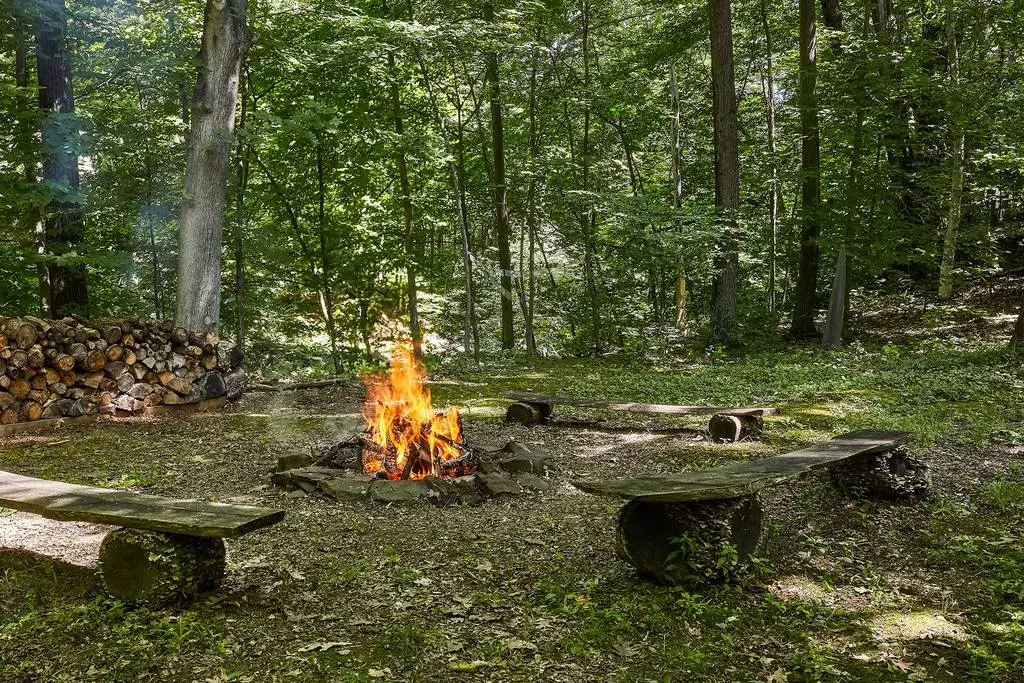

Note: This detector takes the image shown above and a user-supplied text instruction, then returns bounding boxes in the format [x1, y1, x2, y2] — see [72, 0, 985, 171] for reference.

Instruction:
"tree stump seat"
[0, 469, 284, 605]
[504, 390, 778, 441]
[573, 430, 927, 584]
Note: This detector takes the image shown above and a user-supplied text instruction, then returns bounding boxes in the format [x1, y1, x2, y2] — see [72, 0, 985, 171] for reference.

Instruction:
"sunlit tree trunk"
[36, 0, 88, 316]
[388, 50, 422, 356]
[709, 0, 740, 343]
[759, 0, 783, 317]
[938, 0, 964, 301]
[176, 0, 249, 334]
[791, 0, 822, 337]
[485, 1, 515, 350]
[669, 64, 687, 331]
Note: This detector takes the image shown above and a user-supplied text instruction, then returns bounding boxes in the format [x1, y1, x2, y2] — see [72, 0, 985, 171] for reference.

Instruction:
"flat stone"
[503, 440, 534, 456]
[476, 471, 522, 497]
[498, 454, 554, 475]
[516, 473, 551, 491]
[271, 466, 342, 492]
[319, 477, 371, 501]
[368, 479, 431, 503]
[276, 453, 314, 472]
[287, 489, 307, 499]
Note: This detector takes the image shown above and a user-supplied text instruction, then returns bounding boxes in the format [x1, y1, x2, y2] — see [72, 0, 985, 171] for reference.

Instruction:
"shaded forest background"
[2, 0, 1023, 375]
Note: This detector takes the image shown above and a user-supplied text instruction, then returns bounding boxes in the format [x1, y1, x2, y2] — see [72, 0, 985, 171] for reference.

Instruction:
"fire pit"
[272, 347, 553, 505]
[359, 346, 477, 480]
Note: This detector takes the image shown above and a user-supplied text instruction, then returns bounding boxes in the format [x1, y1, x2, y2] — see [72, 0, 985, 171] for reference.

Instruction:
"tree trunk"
[580, 2, 603, 354]
[234, 63, 250, 355]
[759, 0, 782, 316]
[316, 145, 341, 374]
[669, 64, 687, 331]
[35, 0, 88, 316]
[790, 0, 822, 337]
[175, 0, 249, 334]
[709, 0, 740, 343]
[389, 49, 422, 356]
[937, 0, 964, 301]
[523, 44, 540, 355]
[485, 1, 515, 350]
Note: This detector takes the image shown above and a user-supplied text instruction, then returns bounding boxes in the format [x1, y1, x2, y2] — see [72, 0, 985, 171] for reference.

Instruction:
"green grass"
[430, 343, 1024, 445]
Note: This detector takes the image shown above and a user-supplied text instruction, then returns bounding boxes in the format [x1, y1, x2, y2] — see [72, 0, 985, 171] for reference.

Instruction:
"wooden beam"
[0, 469, 284, 537]
[574, 430, 914, 503]
[505, 391, 779, 416]
[0, 414, 102, 438]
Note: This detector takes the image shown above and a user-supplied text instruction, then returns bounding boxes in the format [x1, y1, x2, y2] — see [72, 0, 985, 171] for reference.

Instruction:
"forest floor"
[3, 297, 1024, 682]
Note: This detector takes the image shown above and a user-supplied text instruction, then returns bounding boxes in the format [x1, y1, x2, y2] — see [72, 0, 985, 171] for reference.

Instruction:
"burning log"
[359, 346, 474, 481]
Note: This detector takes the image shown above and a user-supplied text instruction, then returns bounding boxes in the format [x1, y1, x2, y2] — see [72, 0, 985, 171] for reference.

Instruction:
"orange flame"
[361, 346, 465, 480]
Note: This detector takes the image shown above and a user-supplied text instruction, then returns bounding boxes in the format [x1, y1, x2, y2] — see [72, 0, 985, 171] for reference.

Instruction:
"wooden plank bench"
[572, 430, 928, 584]
[505, 391, 779, 442]
[0, 469, 284, 605]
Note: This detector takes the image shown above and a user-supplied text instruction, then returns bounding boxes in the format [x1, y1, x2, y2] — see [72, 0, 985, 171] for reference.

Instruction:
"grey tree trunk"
[938, 0, 964, 301]
[709, 0, 740, 343]
[388, 49, 422, 356]
[580, 3, 603, 354]
[669, 64, 687, 331]
[175, 0, 249, 334]
[790, 0, 822, 337]
[759, 0, 782, 316]
[485, 1, 515, 350]
[35, 0, 87, 316]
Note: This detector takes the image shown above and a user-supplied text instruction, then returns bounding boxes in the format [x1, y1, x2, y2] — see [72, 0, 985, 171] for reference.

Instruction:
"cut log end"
[616, 496, 762, 585]
[506, 401, 543, 426]
[98, 529, 226, 606]
[708, 413, 763, 442]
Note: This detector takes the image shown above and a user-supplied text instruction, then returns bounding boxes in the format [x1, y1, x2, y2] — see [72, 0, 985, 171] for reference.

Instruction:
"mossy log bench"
[505, 391, 779, 442]
[0, 469, 284, 605]
[573, 430, 928, 584]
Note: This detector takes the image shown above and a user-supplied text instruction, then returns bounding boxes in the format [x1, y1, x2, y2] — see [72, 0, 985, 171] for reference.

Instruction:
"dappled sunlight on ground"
[0, 512, 108, 567]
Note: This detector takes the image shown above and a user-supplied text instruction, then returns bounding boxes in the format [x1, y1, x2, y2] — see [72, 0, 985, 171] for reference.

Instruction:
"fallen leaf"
[296, 641, 351, 653]
[506, 638, 538, 651]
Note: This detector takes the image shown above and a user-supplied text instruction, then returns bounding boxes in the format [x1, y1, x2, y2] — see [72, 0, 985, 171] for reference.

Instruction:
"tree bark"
[35, 0, 87, 316]
[669, 64, 687, 331]
[938, 0, 964, 301]
[759, 0, 782, 316]
[485, 1, 515, 350]
[388, 49, 422, 356]
[175, 0, 249, 334]
[709, 0, 740, 343]
[791, 0, 822, 337]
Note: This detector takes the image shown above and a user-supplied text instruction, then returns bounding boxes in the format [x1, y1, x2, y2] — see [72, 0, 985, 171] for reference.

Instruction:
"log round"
[708, 414, 743, 442]
[506, 401, 542, 426]
[616, 496, 763, 585]
[98, 529, 226, 605]
[828, 446, 931, 500]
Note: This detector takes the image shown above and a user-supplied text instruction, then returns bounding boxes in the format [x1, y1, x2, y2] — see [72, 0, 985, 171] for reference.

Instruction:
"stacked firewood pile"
[0, 316, 245, 424]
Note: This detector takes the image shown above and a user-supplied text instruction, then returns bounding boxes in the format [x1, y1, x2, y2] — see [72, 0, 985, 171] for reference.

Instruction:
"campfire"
[359, 346, 476, 480]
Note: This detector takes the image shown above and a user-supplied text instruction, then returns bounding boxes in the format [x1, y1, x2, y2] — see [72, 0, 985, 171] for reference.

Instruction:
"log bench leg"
[708, 413, 764, 442]
[98, 529, 226, 605]
[506, 400, 552, 426]
[616, 495, 763, 585]
[828, 445, 931, 500]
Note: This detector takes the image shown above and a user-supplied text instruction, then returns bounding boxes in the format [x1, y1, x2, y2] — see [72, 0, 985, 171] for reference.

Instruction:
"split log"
[27, 345, 45, 368]
[82, 349, 107, 372]
[105, 345, 124, 362]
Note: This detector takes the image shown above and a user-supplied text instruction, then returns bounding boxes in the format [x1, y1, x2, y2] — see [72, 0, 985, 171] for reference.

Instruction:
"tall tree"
[175, 0, 249, 334]
[937, 0, 965, 301]
[485, 0, 515, 350]
[709, 0, 740, 343]
[35, 0, 87, 316]
[790, 0, 822, 337]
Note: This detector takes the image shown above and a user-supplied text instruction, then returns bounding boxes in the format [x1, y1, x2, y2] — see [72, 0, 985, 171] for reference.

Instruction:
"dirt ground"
[2, 380, 1024, 682]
